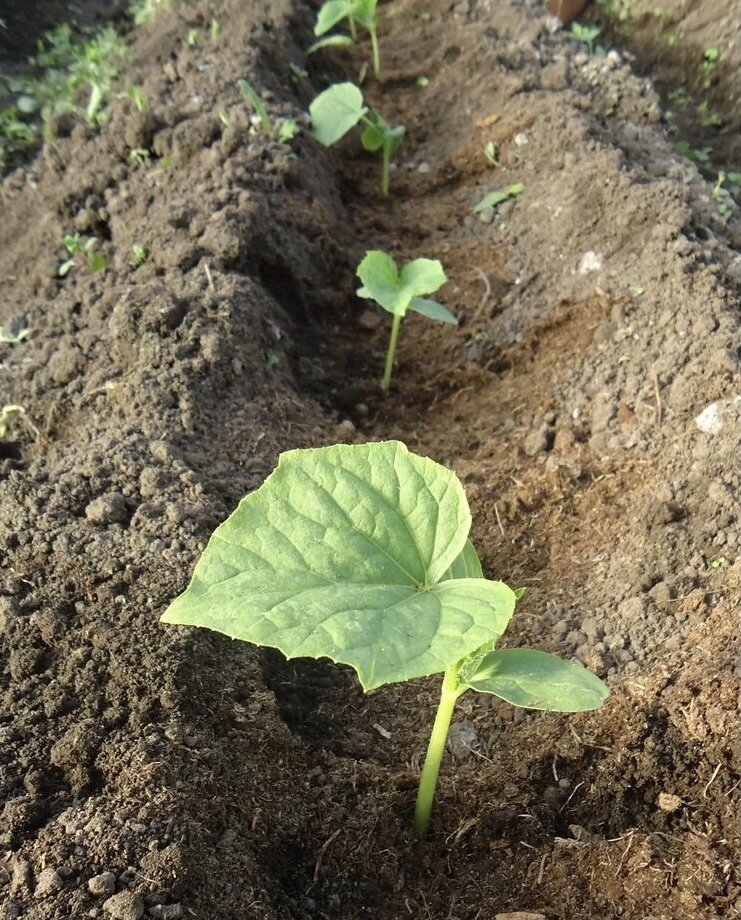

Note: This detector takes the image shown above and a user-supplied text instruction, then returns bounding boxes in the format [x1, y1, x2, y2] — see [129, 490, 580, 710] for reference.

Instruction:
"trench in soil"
[1, 1, 739, 918]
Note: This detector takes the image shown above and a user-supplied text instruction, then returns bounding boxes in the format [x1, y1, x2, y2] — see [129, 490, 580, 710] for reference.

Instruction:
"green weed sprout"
[356, 251, 455, 392]
[236, 79, 297, 144]
[161, 441, 610, 839]
[59, 233, 106, 275]
[569, 22, 601, 55]
[309, 83, 404, 196]
[129, 244, 149, 270]
[311, 0, 381, 78]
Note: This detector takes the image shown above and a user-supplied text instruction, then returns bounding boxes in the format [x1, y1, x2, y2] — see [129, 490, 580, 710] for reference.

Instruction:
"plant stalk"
[370, 28, 380, 79]
[413, 668, 462, 839]
[349, 15, 357, 40]
[382, 313, 403, 392]
[381, 141, 391, 197]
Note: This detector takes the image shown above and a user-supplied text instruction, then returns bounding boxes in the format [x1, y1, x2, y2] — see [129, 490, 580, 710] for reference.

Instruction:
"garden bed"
[1, 1, 739, 918]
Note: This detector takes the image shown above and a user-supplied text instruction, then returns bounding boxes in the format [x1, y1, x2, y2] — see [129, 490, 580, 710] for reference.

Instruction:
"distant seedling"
[59, 233, 106, 276]
[570, 22, 602, 55]
[311, 0, 381, 79]
[356, 250, 455, 391]
[0, 325, 28, 345]
[309, 82, 404, 196]
[162, 440, 609, 840]
[129, 244, 149, 270]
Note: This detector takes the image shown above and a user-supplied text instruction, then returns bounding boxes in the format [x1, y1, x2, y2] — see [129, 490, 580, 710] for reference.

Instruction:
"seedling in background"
[570, 22, 601, 55]
[0, 325, 28, 344]
[0, 404, 38, 441]
[309, 82, 404, 196]
[129, 147, 150, 168]
[162, 441, 609, 839]
[474, 181, 524, 213]
[126, 84, 149, 111]
[312, 0, 382, 79]
[59, 233, 106, 275]
[356, 250, 455, 392]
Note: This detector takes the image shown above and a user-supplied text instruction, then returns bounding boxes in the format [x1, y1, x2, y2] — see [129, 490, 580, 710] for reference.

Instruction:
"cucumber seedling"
[356, 250, 455, 391]
[162, 441, 610, 839]
[309, 82, 404, 196]
[311, 0, 381, 79]
[59, 233, 106, 276]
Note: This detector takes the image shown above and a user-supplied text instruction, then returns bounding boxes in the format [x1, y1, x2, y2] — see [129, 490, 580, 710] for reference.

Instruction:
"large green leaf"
[466, 648, 610, 711]
[309, 83, 366, 147]
[356, 251, 448, 317]
[162, 441, 517, 691]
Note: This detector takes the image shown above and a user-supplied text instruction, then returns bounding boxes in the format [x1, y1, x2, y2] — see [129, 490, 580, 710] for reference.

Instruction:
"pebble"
[495, 913, 546, 920]
[447, 720, 479, 759]
[657, 792, 682, 813]
[513, 132, 529, 146]
[35, 868, 64, 899]
[478, 206, 495, 224]
[89, 873, 117, 898]
[85, 493, 129, 526]
[694, 397, 741, 435]
[357, 309, 382, 331]
[417, 161, 431, 174]
[523, 424, 552, 456]
[103, 891, 144, 920]
[577, 250, 603, 274]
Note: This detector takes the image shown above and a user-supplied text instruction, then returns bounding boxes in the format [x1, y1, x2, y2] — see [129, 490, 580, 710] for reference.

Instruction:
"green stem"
[370, 27, 380, 79]
[349, 16, 357, 40]
[381, 141, 390, 197]
[382, 312, 402, 392]
[413, 668, 462, 839]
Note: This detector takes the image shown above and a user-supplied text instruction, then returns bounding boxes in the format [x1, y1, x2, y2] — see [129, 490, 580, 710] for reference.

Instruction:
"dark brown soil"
[1, 1, 739, 919]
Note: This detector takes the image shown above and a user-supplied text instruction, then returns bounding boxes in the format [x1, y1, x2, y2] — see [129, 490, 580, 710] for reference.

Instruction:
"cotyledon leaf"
[162, 441, 516, 691]
[309, 82, 366, 147]
[466, 648, 610, 711]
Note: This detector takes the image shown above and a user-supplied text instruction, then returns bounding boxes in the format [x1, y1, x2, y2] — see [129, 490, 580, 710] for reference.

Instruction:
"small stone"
[103, 891, 144, 920]
[85, 493, 129, 526]
[577, 250, 603, 274]
[89, 873, 116, 898]
[357, 309, 382, 331]
[35, 868, 64, 899]
[148, 905, 183, 920]
[657, 792, 682, 813]
[336, 419, 356, 434]
[513, 132, 529, 146]
[447, 720, 478, 760]
[523, 424, 553, 456]
[417, 161, 431, 174]
[478, 206, 495, 224]
[694, 397, 741, 435]
[495, 913, 546, 920]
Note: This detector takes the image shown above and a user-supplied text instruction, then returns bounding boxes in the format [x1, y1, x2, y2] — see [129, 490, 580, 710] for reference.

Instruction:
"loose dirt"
[1, 1, 739, 919]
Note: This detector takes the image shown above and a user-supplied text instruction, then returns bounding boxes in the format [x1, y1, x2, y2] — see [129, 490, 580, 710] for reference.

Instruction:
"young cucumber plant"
[161, 441, 609, 840]
[356, 250, 455, 392]
[309, 83, 403, 196]
[311, 0, 381, 79]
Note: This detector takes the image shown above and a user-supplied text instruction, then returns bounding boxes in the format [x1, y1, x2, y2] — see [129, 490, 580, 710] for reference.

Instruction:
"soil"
[1, 1, 739, 919]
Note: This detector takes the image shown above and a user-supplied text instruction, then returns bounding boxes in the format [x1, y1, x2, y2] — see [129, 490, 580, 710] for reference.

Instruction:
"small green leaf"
[315, 0, 354, 36]
[474, 182, 524, 213]
[237, 79, 272, 135]
[467, 648, 609, 712]
[309, 82, 366, 147]
[307, 34, 355, 55]
[162, 441, 517, 691]
[408, 297, 457, 325]
[360, 122, 384, 152]
[357, 252, 448, 318]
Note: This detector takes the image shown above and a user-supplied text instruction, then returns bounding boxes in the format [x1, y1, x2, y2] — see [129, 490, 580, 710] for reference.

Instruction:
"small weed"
[183, 28, 199, 48]
[289, 63, 308, 85]
[59, 233, 106, 276]
[675, 140, 711, 163]
[237, 79, 272, 136]
[570, 23, 601, 55]
[696, 101, 723, 129]
[277, 118, 299, 142]
[126, 85, 149, 112]
[0, 325, 28, 344]
[700, 47, 719, 88]
[129, 244, 149, 270]
[129, 147, 150, 168]
[484, 141, 499, 167]
[210, 19, 220, 43]
[474, 182, 524, 213]
[129, 0, 171, 25]
[416, 76, 429, 87]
